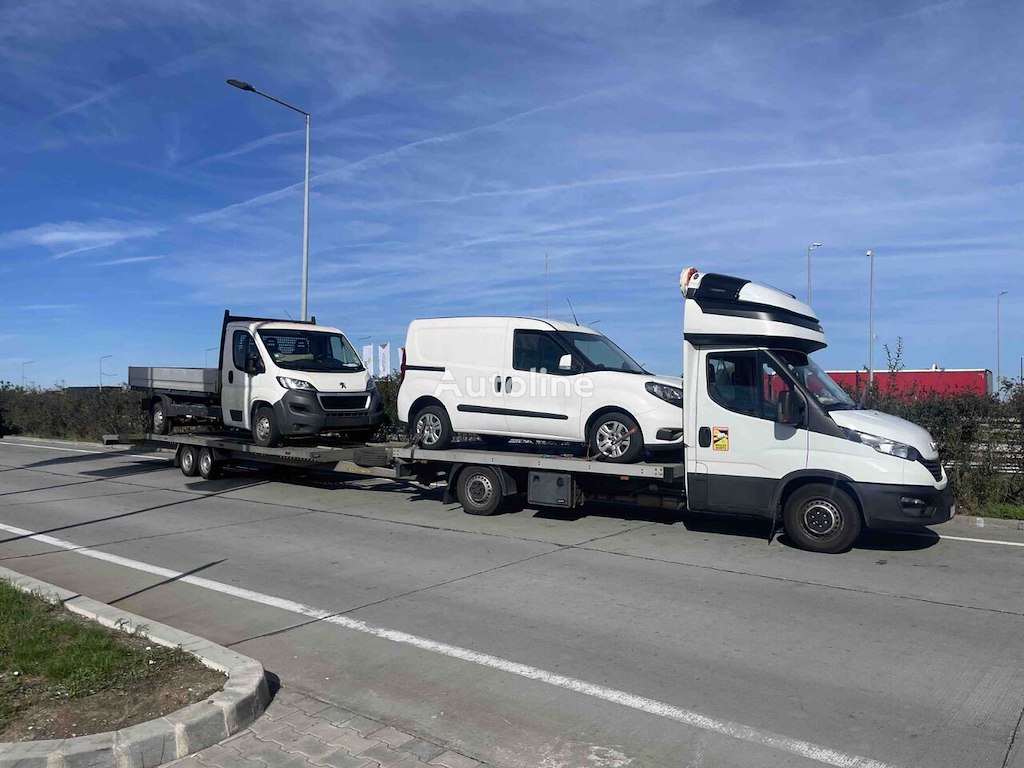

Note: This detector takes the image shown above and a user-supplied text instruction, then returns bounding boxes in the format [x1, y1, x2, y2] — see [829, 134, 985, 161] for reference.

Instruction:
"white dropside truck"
[130, 311, 383, 446]
[127, 268, 953, 554]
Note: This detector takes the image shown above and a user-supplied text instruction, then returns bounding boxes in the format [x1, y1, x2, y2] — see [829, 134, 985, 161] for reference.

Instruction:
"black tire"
[588, 410, 644, 463]
[412, 405, 453, 450]
[152, 401, 171, 435]
[456, 466, 504, 516]
[783, 483, 863, 554]
[197, 448, 220, 480]
[179, 445, 199, 477]
[252, 406, 281, 447]
[353, 446, 391, 468]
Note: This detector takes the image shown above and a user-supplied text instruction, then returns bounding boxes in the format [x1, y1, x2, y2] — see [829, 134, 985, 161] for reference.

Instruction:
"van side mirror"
[777, 390, 805, 425]
[558, 353, 574, 371]
[244, 355, 263, 375]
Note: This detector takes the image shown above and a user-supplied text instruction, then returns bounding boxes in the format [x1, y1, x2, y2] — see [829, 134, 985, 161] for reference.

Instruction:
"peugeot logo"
[338, 382, 347, 389]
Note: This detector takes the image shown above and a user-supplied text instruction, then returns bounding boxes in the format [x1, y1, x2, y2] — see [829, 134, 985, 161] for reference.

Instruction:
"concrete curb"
[0, 567, 271, 768]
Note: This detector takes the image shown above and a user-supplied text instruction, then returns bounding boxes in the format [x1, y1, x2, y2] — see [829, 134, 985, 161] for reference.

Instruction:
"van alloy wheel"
[418, 413, 443, 446]
[596, 420, 631, 458]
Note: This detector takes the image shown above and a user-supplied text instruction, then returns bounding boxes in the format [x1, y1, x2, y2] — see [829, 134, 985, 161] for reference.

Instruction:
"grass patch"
[975, 503, 1024, 520]
[0, 579, 224, 740]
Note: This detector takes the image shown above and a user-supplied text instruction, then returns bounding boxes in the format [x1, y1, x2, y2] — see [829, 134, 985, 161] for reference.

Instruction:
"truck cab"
[681, 268, 954, 552]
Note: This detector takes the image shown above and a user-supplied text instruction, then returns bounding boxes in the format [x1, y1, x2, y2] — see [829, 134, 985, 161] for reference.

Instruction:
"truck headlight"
[843, 429, 917, 460]
[646, 381, 683, 407]
[277, 377, 317, 391]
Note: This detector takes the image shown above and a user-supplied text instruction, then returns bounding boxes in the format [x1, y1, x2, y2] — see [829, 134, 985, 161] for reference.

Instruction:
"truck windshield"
[776, 351, 856, 410]
[258, 329, 364, 373]
[556, 331, 648, 374]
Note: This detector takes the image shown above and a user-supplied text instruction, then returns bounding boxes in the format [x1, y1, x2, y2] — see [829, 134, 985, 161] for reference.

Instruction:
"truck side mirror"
[244, 355, 263, 375]
[777, 390, 805, 426]
[558, 353, 574, 371]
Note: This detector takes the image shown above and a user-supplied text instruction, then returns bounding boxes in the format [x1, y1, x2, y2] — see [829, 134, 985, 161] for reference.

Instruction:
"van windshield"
[775, 350, 856, 410]
[556, 331, 648, 374]
[258, 329, 364, 373]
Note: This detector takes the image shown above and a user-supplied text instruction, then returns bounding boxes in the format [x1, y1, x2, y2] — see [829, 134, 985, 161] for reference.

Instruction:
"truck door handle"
[698, 427, 711, 447]
[228, 371, 234, 384]
[494, 376, 501, 393]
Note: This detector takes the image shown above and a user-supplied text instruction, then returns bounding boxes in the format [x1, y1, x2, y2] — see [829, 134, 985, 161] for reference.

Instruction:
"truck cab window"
[232, 331, 260, 371]
[707, 352, 760, 417]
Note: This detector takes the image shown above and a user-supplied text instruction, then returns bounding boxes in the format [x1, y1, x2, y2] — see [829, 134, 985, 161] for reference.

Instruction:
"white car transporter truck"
[128, 268, 953, 554]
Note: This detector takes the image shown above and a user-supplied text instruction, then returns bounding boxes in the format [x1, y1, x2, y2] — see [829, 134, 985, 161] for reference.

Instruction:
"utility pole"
[807, 242, 822, 305]
[99, 355, 112, 391]
[997, 291, 1008, 398]
[544, 253, 549, 319]
[21, 361, 33, 389]
[867, 250, 875, 384]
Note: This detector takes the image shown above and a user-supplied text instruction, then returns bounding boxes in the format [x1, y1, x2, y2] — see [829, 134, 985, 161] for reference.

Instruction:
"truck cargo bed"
[129, 366, 219, 394]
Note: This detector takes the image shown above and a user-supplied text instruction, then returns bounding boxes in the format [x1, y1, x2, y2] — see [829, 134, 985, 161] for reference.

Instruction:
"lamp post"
[866, 250, 875, 384]
[99, 355, 112, 391]
[205, 346, 218, 367]
[807, 242, 822, 305]
[227, 78, 311, 321]
[997, 290, 1008, 397]
[21, 361, 33, 389]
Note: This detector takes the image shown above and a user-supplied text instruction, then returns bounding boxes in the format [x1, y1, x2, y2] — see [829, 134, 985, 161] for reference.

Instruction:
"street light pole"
[99, 355, 112, 391]
[868, 250, 876, 385]
[227, 78, 311, 321]
[997, 290, 1008, 398]
[807, 242, 822, 305]
[21, 361, 33, 389]
[205, 346, 218, 367]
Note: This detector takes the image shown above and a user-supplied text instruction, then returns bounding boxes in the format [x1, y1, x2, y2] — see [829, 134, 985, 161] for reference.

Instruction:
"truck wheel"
[179, 445, 199, 477]
[588, 411, 643, 463]
[253, 406, 281, 447]
[456, 466, 504, 516]
[197, 448, 221, 480]
[413, 405, 453, 450]
[152, 401, 171, 435]
[783, 483, 862, 554]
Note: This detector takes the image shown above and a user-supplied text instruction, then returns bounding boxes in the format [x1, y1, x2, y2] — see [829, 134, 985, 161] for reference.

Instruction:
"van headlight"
[277, 377, 317, 391]
[646, 381, 683, 407]
[843, 429, 917, 460]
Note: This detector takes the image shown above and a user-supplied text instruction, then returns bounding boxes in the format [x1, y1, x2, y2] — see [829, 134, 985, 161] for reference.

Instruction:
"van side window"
[707, 352, 794, 421]
[513, 330, 570, 374]
[232, 331, 259, 370]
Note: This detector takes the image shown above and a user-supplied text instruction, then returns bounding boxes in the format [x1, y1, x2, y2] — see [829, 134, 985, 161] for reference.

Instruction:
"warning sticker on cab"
[712, 426, 729, 451]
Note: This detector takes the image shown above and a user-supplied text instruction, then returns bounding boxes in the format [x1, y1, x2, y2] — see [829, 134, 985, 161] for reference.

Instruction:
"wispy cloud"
[18, 304, 78, 311]
[0, 220, 162, 258]
[95, 255, 165, 266]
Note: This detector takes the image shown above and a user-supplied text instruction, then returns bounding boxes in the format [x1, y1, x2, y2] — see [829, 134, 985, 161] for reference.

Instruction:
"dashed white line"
[0, 519, 894, 768]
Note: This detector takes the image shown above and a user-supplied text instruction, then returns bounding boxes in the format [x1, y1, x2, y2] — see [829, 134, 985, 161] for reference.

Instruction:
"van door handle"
[494, 376, 501, 393]
[505, 376, 512, 392]
[698, 427, 711, 447]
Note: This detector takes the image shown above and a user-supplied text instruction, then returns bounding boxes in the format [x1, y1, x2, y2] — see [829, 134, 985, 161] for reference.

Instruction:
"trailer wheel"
[413, 405, 453, 450]
[197, 448, 221, 480]
[179, 445, 199, 477]
[783, 483, 862, 554]
[253, 406, 281, 447]
[456, 466, 504, 516]
[588, 411, 643, 463]
[152, 401, 171, 435]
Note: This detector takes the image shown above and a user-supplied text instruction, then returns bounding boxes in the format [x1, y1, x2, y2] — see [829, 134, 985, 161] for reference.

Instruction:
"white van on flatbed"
[396, 317, 685, 462]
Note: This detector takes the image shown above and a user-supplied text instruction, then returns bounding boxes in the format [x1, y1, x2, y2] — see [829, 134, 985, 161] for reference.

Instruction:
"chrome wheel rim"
[596, 420, 631, 457]
[255, 416, 271, 442]
[200, 452, 212, 475]
[466, 474, 494, 507]
[418, 413, 443, 445]
[801, 499, 842, 538]
[153, 407, 164, 432]
[181, 450, 194, 473]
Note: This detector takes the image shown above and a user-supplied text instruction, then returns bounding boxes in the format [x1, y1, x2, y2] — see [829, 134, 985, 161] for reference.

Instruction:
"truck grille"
[919, 457, 943, 481]
[319, 394, 369, 411]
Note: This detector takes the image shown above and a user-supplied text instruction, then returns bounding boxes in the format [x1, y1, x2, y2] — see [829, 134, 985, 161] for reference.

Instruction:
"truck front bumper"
[859, 482, 956, 530]
[274, 389, 383, 437]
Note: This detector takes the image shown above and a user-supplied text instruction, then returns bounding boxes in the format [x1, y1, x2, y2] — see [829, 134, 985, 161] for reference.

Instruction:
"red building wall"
[826, 369, 992, 397]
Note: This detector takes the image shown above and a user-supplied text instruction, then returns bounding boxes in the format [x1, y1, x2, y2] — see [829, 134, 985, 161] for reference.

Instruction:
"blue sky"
[1, 0, 1021, 387]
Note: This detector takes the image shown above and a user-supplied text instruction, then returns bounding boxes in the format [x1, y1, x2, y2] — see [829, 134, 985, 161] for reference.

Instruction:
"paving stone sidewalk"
[169, 688, 491, 768]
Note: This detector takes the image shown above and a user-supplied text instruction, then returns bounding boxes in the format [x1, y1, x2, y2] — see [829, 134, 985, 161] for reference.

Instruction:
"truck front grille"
[319, 394, 369, 411]
[919, 457, 943, 481]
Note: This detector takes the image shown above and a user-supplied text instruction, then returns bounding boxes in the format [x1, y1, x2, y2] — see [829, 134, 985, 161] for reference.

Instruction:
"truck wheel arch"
[773, 471, 866, 524]
[443, 463, 519, 504]
[249, 400, 273, 430]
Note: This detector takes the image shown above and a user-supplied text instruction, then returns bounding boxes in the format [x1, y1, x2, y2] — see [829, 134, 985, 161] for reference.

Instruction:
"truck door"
[222, 329, 259, 429]
[692, 349, 807, 515]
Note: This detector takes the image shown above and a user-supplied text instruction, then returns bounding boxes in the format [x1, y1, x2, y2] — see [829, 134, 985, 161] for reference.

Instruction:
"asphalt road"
[1, 437, 1022, 768]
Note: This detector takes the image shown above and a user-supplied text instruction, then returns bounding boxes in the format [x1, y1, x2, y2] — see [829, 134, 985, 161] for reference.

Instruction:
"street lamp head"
[810, 242, 822, 248]
[227, 78, 256, 92]
[866, 250, 873, 257]
[999, 290, 1008, 297]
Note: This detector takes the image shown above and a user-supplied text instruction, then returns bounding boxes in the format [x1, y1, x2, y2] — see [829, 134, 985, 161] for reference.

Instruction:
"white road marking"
[923, 533, 1024, 547]
[0, 440, 167, 462]
[0, 520, 894, 768]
